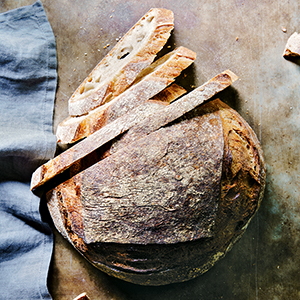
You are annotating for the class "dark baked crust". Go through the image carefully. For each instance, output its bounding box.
[46,98,266,285]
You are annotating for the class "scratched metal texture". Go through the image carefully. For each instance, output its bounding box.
[1,0,299,299]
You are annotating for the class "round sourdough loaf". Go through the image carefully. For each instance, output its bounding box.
[46,98,266,286]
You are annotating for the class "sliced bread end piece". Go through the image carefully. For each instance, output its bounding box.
[68,8,174,117]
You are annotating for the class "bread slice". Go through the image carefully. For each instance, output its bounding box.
[283,32,300,57]
[68,8,174,116]
[30,70,238,194]
[56,47,195,144]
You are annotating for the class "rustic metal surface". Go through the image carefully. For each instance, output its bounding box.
[1,0,300,299]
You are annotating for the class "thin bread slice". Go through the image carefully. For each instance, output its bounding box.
[30,70,238,194]
[56,47,195,144]
[68,8,174,116]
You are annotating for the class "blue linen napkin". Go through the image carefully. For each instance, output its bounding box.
[0,1,57,299]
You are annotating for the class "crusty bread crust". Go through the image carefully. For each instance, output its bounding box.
[46,99,266,286]
[57,47,195,144]
[52,107,224,245]
[68,8,174,116]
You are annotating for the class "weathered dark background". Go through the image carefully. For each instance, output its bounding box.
[1,1,299,299]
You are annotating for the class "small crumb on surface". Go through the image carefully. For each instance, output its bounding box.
[281,26,287,33]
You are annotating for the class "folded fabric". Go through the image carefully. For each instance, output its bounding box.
[0,1,57,299]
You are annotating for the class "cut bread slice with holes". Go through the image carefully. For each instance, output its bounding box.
[56,47,195,144]
[68,8,174,116]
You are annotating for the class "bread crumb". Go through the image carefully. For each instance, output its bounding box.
[236,36,239,41]
[73,68,76,72]
[175,174,183,181]
[281,26,287,33]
